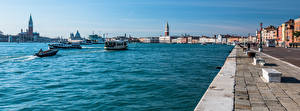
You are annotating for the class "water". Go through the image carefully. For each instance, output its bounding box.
[0,43,233,111]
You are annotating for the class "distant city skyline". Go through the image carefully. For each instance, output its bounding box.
[0,0,300,38]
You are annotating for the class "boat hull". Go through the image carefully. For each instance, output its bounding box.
[35,49,58,57]
[48,44,82,49]
[104,46,127,50]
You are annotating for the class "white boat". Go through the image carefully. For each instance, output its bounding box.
[48,43,82,49]
[104,41,127,50]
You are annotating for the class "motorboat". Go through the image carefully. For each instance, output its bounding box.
[48,43,82,49]
[104,40,127,50]
[34,49,58,57]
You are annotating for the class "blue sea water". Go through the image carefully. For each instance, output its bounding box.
[0,43,233,111]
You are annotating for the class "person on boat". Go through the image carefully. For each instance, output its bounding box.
[38,49,43,54]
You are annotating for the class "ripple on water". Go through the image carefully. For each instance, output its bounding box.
[0,43,233,111]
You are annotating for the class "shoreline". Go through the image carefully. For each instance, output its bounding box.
[194,46,237,111]
[195,45,300,111]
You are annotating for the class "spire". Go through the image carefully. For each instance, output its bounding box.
[165,21,169,32]
[29,14,33,27]
[164,21,169,36]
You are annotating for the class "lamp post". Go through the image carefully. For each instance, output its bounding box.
[259,23,263,52]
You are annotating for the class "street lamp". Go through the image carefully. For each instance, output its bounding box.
[259,23,263,52]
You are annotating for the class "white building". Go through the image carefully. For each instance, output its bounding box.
[199,36,216,43]
[142,37,159,43]
[217,34,227,44]
[69,30,83,43]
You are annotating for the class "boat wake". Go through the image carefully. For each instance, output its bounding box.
[22,55,38,62]
[9,55,38,62]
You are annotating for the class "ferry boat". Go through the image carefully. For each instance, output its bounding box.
[48,43,82,49]
[104,41,127,50]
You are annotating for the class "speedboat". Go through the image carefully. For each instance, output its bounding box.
[104,40,127,50]
[34,49,58,57]
[48,43,82,49]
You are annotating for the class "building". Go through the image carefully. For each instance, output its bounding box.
[140,37,159,43]
[261,25,277,43]
[227,36,241,44]
[216,34,227,44]
[294,17,300,43]
[248,35,257,43]
[70,30,83,40]
[281,19,294,47]
[0,31,8,42]
[17,14,40,42]
[199,36,216,43]
[277,25,283,46]
[159,22,171,43]
[295,18,300,32]
[187,36,201,44]
[69,30,83,43]
[176,37,188,44]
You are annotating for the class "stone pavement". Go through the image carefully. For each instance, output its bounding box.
[235,46,300,111]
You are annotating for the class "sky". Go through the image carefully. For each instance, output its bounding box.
[0,0,299,38]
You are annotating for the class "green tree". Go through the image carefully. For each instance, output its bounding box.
[294,31,300,37]
[292,31,300,47]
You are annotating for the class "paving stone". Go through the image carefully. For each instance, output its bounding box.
[265,100,283,107]
[251,102,267,107]
[261,93,277,100]
[267,106,286,111]
[277,97,299,111]
[252,107,269,111]
[234,47,300,111]
[273,92,289,98]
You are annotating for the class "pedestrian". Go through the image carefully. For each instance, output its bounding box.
[247,43,250,50]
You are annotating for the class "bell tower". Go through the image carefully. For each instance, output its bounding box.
[28,14,33,38]
[165,22,169,36]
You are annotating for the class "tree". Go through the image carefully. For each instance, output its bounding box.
[292,31,300,47]
[294,31,300,37]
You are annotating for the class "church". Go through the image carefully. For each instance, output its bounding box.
[18,14,40,42]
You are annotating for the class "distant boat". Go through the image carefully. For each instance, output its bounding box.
[34,49,58,57]
[104,41,127,50]
[48,43,82,49]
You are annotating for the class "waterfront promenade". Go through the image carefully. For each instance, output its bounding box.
[195,46,300,111]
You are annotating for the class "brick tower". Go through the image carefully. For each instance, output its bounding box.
[165,22,169,36]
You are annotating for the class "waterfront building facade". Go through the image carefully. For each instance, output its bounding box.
[217,34,227,44]
[198,36,216,44]
[140,37,159,43]
[261,25,277,44]
[295,18,300,32]
[281,19,294,47]
[294,18,300,43]
[277,25,283,46]
[227,36,240,44]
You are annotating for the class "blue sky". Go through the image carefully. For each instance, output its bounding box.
[0,0,299,38]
